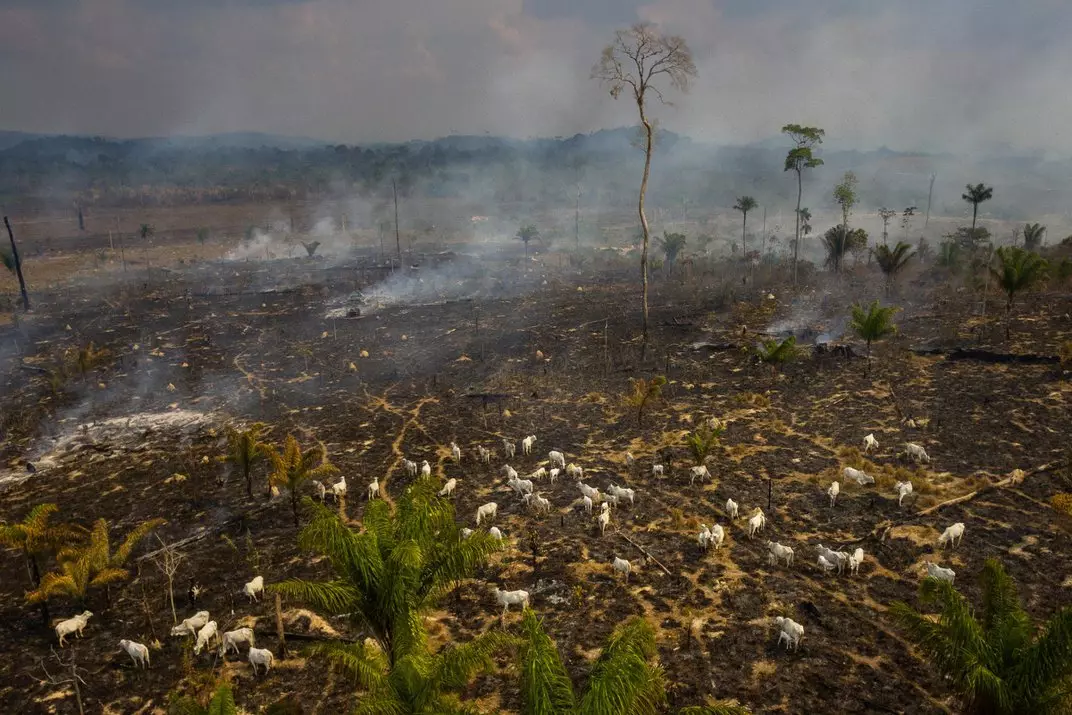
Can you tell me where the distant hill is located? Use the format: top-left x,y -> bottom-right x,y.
0,127 -> 1069,223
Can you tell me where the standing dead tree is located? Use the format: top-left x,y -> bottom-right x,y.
149,534 -> 184,625
592,23 -> 696,353
26,649 -> 88,715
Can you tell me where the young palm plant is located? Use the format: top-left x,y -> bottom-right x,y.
266,435 -> 339,526
0,504 -> 86,625
27,517 -> 163,609
685,421 -> 725,467
223,422 -> 270,498
821,225 -> 851,272
989,246 -> 1049,340
622,375 -> 667,427
271,477 -> 509,713
754,336 -> 799,376
891,558 -> 1072,715
873,242 -> 915,296
168,682 -> 237,715
1022,222 -> 1046,250
850,301 -> 898,376
518,608 -> 750,715
656,231 -> 687,277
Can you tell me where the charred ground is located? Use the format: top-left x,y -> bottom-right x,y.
1,241 -> 1070,714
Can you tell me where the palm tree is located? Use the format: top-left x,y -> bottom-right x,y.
266,435 -> 339,526
168,682 -> 237,715
850,302 -> 899,375
656,232 -> 687,276
272,481 -> 508,712
962,183 -> 994,232
821,226 -> 853,273
733,196 -> 757,255
28,517 -> 163,608
754,336 -> 799,375
0,504 -> 86,625
891,558 -> 1072,715
518,608 -> 750,715
306,625 -> 513,714
138,223 -> 155,241
873,242 -> 916,296
990,246 -> 1049,340
1022,223 -> 1046,250
517,224 -> 540,257
622,375 -> 666,427
223,423 -> 269,498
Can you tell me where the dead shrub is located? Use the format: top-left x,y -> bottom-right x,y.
1051,493 -> 1072,516
733,392 -> 770,408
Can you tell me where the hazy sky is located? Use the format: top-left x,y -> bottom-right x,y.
1,0 -> 1070,154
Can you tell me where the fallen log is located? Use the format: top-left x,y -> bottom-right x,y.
617,530 -> 672,576
915,460 -> 1062,517
911,347 -> 1060,365
137,503 -> 274,561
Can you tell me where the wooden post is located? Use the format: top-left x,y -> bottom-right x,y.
3,216 -> 30,311
274,592 -> 285,657
393,180 -> 401,260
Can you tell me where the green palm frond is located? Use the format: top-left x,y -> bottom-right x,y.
685,423 -> 724,466
850,302 -> 899,346
990,246 -> 1049,303
1012,608 -> 1072,708
519,608 -> 577,715
980,558 -> 1031,659
271,578 -> 362,617
206,684 -> 237,715
1023,223 -> 1046,250
577,617 -> 667,715
754,336 -> 799,367
0,503 -> 85,557
111,518 -> 165,567
307,640 -> 390,691
874,241 -> 915,292
434,630 -> 517,690
892,559 -> 1072,715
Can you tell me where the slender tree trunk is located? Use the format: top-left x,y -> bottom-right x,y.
4,216 -> 30,311
1005,297 -> 1013,341
741,211 -> 747,255
28,553 -> 49,626
793,171 -> 803,285
244,464 -> 253,498
638,104 -> 654,352
291,491 -> 300,527
166,573 -> 177,624
866,340 -> 872,376
971,204 -> 978,232
393,180 -> 401,260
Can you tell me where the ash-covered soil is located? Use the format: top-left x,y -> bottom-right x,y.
1,251 -> 1070,714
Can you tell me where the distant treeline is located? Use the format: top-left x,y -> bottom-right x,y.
1,128 -> 1070,221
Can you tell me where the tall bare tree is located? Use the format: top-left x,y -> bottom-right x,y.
878,208 -> 897,245
781,125 -> 825,285
593,23 -> 697,350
